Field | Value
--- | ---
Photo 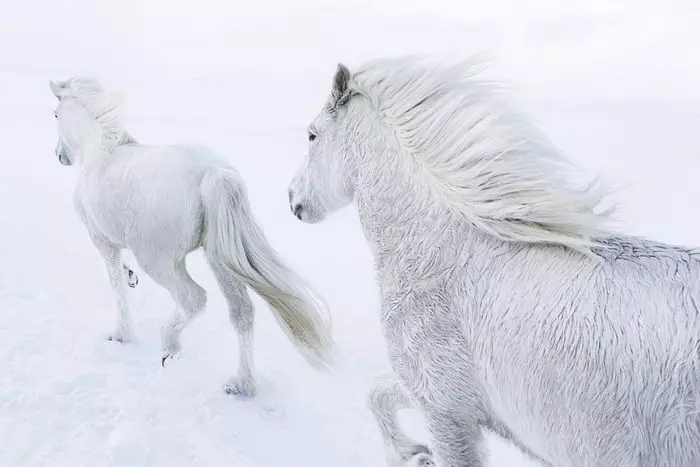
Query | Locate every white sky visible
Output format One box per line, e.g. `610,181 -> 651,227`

2,0 -> 699,100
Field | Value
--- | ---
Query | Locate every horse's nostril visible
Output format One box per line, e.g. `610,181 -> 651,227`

292,203 -> 303,220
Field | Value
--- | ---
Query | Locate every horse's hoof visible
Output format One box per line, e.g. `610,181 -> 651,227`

223,378 -> 257,398
160,351 -> 180,367
106,331 -> 132,343
400,445 -> 433,466
127,269 -> 138,288
407,453 -> 434,467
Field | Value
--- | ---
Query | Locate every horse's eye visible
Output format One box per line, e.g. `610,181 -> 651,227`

308,132 -> 317,142
54,112 -> 58,119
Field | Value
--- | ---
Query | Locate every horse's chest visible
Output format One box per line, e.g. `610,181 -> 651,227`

381,287 -> 475,406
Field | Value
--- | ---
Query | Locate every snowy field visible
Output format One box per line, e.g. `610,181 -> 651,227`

2,1 -> 700,466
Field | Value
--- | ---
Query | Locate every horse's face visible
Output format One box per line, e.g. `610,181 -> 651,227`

50,82 -> 99,167
288,65 -> 356,223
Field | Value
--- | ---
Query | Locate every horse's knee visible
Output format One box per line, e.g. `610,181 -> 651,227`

368,383 -> 386,415
368,377 -> 401,418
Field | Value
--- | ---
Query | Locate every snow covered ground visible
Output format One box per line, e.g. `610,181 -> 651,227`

2,1 -> 700,466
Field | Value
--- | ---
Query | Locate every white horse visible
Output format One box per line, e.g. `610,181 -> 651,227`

288,57 -> 700,467
50,77 -> 332,396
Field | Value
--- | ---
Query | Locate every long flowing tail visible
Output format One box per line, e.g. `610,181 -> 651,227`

200,168 -> 333,369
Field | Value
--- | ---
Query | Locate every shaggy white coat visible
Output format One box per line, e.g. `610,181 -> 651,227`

51,78 -> 332,396
289,57 -> 700,467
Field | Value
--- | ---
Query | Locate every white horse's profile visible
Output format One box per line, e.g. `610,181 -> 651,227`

50,77 -> 332,396
288,57 -> 700,466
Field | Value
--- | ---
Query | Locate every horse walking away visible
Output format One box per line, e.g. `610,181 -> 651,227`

50,77 -> 333,396
288,57 -> 700,466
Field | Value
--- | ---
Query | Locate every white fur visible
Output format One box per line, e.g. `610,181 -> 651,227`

289,58 -> 700,466
353,57 -> 612,253
51,77 -> 333,396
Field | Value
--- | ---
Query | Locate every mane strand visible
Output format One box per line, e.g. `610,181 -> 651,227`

347,57 -> 612,253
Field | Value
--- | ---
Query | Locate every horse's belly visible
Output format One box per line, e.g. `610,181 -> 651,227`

481,375 -> 563,465
78,179 -> 202,254
479,355 -> 635,466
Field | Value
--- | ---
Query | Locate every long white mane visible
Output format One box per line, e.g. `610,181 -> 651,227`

347,57 -> 612,253
51,77 -> 136,151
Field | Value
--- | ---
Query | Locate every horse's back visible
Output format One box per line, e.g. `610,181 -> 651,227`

110,143 -> 231,180
81,143 -> 235,256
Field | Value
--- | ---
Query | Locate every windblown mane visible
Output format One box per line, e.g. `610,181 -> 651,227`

52,77 -> 137,151
345,57 -> 612,253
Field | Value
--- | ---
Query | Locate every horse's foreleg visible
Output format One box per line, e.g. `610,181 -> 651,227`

89,233 -> 133,342
423,407 -> 484,467
369,377 -> 434,466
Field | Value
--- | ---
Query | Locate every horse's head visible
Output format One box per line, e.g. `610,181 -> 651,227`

49,78 -> 122,167
288,64 -> 358,223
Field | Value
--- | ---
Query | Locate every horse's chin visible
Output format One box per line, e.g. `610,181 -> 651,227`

298,211 -> 325,224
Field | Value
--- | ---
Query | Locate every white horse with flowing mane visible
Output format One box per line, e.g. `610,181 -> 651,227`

50,77 -> 332,396
288,57 -> 700,467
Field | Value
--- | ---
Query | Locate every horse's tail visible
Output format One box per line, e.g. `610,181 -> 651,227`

199,168 -> 333,369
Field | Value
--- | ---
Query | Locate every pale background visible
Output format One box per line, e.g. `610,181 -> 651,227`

1,1 -> 699,466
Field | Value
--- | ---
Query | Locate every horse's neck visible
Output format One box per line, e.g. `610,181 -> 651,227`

354,144 -> 471,267
77,131 -> 138,167
349,102 -> 497,271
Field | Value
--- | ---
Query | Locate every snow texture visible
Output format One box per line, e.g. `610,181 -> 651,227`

1,1 -> 700,465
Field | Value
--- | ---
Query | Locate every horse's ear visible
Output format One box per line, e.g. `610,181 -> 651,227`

331,63 -> 352,107
49,81 -> 64,99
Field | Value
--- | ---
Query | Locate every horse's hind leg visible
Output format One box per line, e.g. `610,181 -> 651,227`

207,258 -> 256,397
138,255 -> 207,364
369,376 -> 434,466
